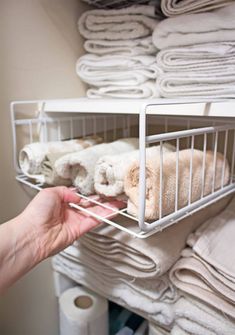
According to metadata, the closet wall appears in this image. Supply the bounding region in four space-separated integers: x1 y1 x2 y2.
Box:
0 0 87 334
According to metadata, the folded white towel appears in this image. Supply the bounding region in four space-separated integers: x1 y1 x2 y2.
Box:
19 137 100 182
55 138 138 195
152 4 235 49
172 296 235 335
156 43 235 73
78 5 159 41
87 81 160 98
161 0 233 17
157 71 235 98
84 36 157 56
76 54 161 87
94 144 175 197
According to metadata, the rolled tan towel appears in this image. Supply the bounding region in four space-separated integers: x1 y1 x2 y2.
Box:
19 136 102 182
124 149 230 220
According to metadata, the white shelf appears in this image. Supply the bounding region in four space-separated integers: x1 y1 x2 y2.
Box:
11 98 235 117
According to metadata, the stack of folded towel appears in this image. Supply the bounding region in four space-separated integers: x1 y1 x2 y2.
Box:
170 196 235 333
153 3 235 98
52 196 229 329
77 5 161 98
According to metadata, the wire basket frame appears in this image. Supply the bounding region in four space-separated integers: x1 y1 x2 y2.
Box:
12 101 235 238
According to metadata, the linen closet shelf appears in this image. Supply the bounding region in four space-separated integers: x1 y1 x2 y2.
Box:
11 98 235 238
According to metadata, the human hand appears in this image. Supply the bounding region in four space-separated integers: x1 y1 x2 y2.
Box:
19 187 124 263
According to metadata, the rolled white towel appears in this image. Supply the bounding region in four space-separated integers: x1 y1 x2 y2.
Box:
94 144 175 197
87 81 160 99
152 4 235 49
84 36 157 56
55 138 139 195
76 54 161 87
78 5 159 41
19 137 101 182
161 0 233 17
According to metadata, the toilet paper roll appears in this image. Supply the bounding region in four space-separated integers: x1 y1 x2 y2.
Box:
59 286 109 335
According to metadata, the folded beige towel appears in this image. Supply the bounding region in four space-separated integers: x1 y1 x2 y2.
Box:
94 143 175 197
170 197 235 319
152 4 235 49
78 5 158 41
172 296 235 335
55 138 138 195
78 197 229 279
19 137 101 182
124 149 230 220
161 0 233 17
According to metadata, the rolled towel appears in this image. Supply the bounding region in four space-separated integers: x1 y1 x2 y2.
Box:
156 43 235 73
19 137 101 182
76 54 161 87
55 138 139 195
78 6 159 41
152 4 235 49
157 71 235 98
161 0 233 17
87 81 160 99
41 152 72 186
172 296 235 335
84 36 157 56
124 149 230 220
94 143 175 197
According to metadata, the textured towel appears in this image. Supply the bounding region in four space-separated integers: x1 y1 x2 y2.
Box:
87 81 160 98
152 4 235 49
156 43 235 73
77 197 229 279
55 138 138 195
172 296 235 335
170 197 235 319
41 152 72 186
78 6 159 41
157 71 235 98
148 322 170 335
53 254 175 326
124 149 230 220
19 137 101 182
94 143 175 197
161 0 233 17
84 36 157 56
76 54 161 87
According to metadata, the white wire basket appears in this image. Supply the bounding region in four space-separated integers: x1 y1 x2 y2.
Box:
11 99 235 238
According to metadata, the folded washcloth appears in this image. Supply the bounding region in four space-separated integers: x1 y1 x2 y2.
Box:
172 296 235 335
156 43 235 73
160 0 233 17
124 149 230 220
76 54 161 87
87 81 160 98
157 71 235 98
152 4 235 49
94 143 175 197
78 5 159 41
41 152 72 186
55 138 139 195
170 197 235 320
19 137 101 182
84 36 157 56
77 197 229 279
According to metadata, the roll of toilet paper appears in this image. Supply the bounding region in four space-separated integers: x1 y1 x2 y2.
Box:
59 286 108 335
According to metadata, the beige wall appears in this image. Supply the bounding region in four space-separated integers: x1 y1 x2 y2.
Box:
0 0 87 333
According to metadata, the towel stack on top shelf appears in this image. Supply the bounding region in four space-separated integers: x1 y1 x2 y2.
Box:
153 3 235 98
77 5 162 98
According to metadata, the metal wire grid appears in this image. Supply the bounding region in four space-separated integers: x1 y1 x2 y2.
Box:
12 103 235 238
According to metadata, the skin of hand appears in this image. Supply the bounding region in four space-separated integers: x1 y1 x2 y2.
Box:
0 186 124 293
